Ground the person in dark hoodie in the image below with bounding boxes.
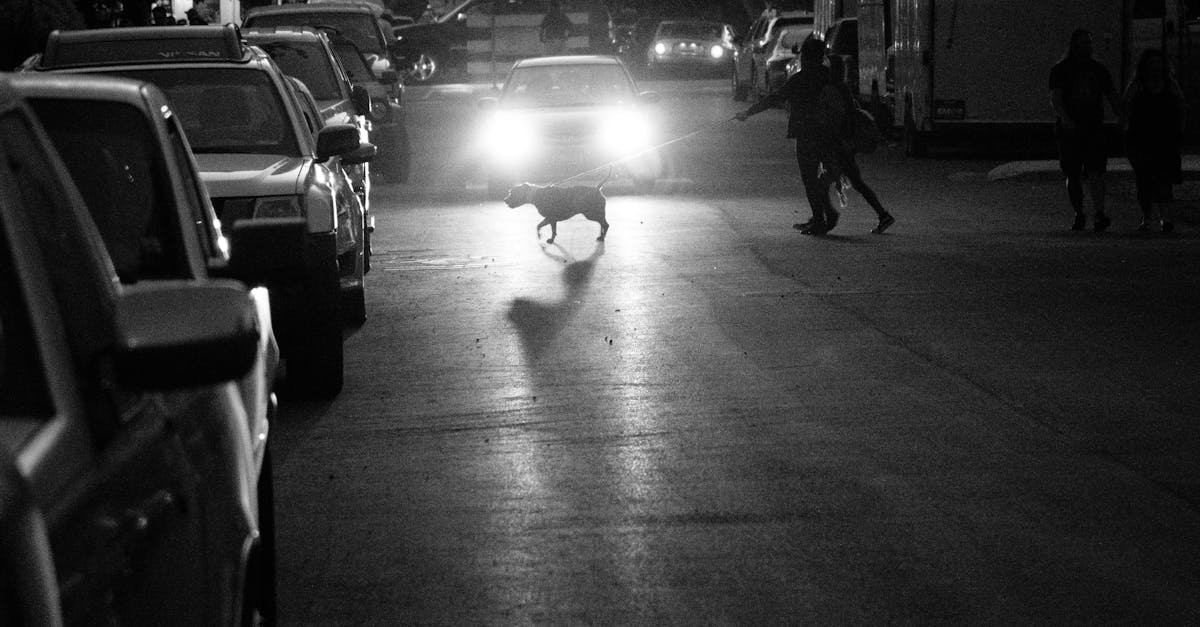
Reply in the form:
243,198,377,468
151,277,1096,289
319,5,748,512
736,36,845,234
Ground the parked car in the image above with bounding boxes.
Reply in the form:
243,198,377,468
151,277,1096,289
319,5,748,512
242,3,411,183
242,27,390,273
644,19,736,76
757,25,813,98
0,71,289,626
731,10,812,101
28,25,376,397
476,55,662,197
822,17,858,100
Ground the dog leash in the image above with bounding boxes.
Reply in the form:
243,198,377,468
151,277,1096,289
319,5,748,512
550,115,738,186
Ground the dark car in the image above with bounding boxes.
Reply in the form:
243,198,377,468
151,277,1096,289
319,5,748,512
0,72,284,626
731,10,812,101
28,25,376,397
645,20,736,76
393,0,615,84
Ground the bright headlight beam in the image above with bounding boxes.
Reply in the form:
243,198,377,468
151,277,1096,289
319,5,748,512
654,42,667,55
710,45,725,59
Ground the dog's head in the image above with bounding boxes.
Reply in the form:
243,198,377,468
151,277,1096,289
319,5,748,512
503,183,536,208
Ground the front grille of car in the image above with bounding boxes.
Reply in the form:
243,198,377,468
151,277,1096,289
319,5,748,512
674,42,702,55
211,197,254,236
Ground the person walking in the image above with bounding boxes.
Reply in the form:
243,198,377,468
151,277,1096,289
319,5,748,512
539,0,572,56
1121,48,1185,233
1049,28,1121,232
824,54,895,234
736,37,845,235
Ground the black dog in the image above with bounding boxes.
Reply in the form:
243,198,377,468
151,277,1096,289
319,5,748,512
503,174,610,244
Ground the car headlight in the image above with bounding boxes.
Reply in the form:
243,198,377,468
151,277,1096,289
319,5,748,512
710,45,725,59
597,109,653,155
252,195,303,219
654,42,667,55
480,112,539,162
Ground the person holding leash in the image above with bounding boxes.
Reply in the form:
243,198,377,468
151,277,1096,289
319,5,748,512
823,54,895,234
736,37,845,235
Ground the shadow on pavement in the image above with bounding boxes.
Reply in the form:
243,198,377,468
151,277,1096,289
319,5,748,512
507,241,605,359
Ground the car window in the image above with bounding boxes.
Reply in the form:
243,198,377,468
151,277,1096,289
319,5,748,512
29,98,185,283
503,63,635,107
255,40,344,101
657,22,721,39
248,13,384,55
104,68,301,156
165,115,224,260
0,197,54,420
331,41,377,83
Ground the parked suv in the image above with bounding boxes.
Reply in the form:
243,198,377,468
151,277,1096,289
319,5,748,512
0,72,277,626
29,25,375,397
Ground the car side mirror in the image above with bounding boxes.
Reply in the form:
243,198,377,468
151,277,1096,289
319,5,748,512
315,123,361,161
114,282,260,389
219,217,309,286
351,85,372,116
340,141,378,166
638,91,661,104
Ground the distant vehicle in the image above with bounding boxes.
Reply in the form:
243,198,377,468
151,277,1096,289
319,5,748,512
0,71,290,626
475,55,662,197
28,25,377,397
645,20,736,76
393,0,616,85
758,25,812,98
731,9,813,102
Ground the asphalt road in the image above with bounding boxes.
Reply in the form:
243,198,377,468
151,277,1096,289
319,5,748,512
270,78,1200,624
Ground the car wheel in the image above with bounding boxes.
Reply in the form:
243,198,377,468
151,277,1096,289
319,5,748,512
405,50,439,83
286,262,344,398
731,65,748,101
241,446,277,627
363,222,372,275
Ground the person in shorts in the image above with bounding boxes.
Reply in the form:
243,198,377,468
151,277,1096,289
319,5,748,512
1049,28,1121,232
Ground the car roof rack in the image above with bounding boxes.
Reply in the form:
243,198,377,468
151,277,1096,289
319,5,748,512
39,24,247,70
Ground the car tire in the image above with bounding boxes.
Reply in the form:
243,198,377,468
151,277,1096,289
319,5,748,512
731,66,748,101
405,50,439,83
286,262,344,399
342,285,366,327
241,445,277,627
363,220,372,275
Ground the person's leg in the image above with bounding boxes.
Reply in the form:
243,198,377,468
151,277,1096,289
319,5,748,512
798,160,833,232
1084,130,1110,231
1157,181,1175,231
840,154,888,218
1132,165,1155,229
1057,127,1086,229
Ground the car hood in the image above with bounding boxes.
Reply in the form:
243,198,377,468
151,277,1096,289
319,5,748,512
194,154,309,199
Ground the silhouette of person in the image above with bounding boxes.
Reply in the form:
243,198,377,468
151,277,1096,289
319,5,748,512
1121,48,1185,233
736,37,845,234
539,0,572,56
821,54,895,234
1049,29,1121,232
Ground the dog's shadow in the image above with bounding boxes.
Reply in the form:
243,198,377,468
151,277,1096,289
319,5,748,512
507,241,605,360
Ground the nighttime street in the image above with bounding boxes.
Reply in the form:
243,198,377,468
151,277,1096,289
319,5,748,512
267,77,1200,623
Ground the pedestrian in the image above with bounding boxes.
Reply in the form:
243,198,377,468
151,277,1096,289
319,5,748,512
735,36,845,234
824,54,895,234
539,0,572,56
1049,28,1121,232
185,7,207,25
1121,48,1185,233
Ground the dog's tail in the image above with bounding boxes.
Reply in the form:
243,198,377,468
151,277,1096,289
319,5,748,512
596,165,613,191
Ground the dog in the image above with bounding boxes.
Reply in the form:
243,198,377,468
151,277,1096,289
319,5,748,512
503,171,610,244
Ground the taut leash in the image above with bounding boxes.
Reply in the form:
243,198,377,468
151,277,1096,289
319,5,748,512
550,116,738,187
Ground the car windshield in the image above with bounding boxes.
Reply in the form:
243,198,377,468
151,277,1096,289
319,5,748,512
658,22,721,39
254,40,343,101
27,98,184,283
502,63,636,108
773,28,811,53
247,13,384,55
104,68,301,156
